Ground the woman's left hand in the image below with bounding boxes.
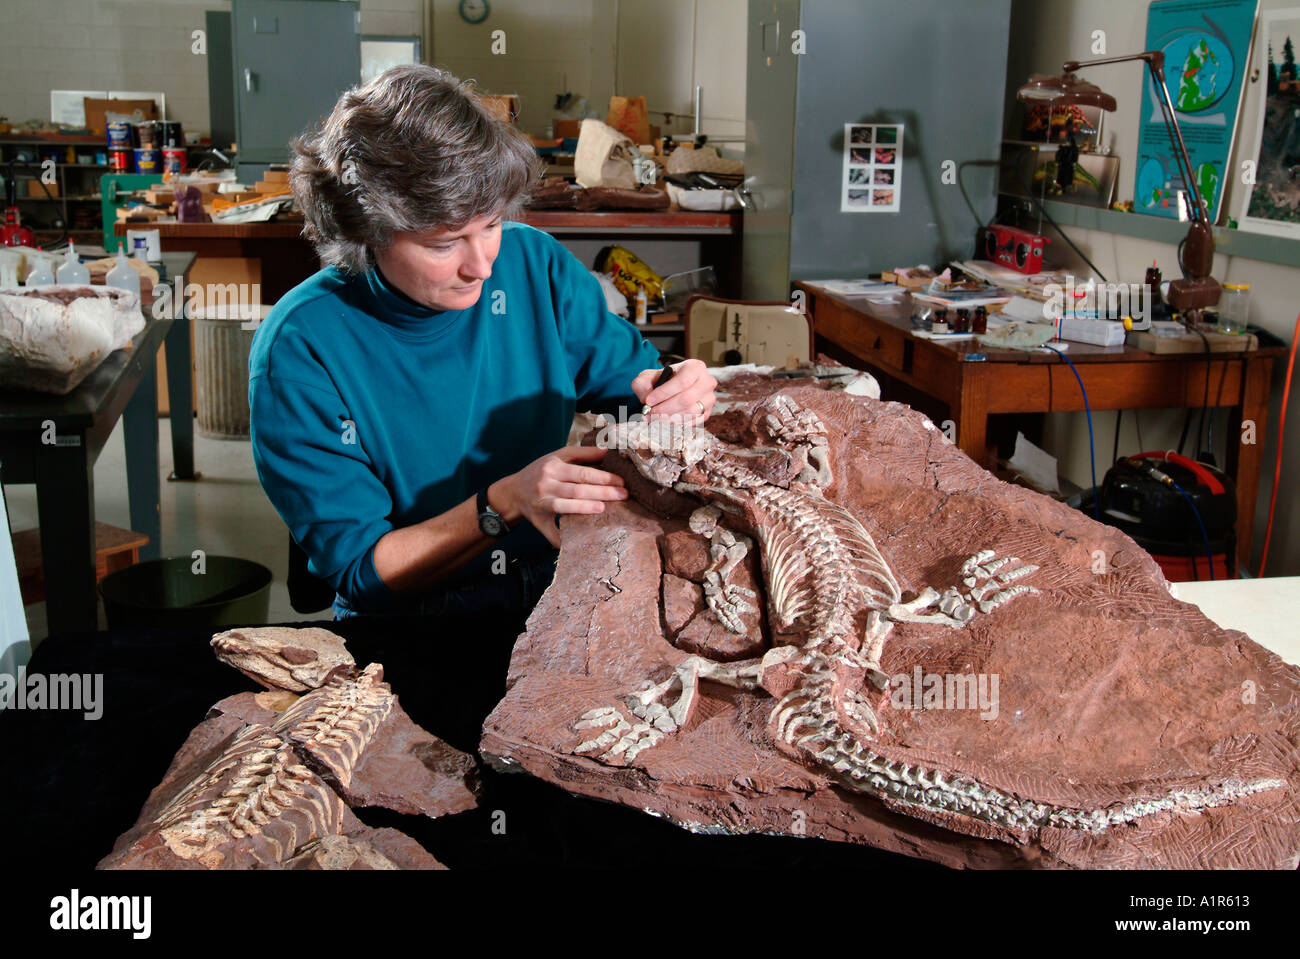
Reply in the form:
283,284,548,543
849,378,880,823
631,359,717,423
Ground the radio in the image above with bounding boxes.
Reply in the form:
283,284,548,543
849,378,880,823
984,225,1050,274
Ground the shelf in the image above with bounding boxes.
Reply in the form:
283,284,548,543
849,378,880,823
1006,195,1300,270
0,135,106,145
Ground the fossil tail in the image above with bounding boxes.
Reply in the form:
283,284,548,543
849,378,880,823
771,675,1284,834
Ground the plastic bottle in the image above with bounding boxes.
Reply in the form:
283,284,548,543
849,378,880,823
106,246,140,296
634,287,648,326
56,242,89,285
25,251,54,286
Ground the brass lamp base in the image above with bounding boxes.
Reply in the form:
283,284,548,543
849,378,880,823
1167,276,1222,314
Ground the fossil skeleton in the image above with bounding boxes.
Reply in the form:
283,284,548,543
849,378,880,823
571,394,1285,835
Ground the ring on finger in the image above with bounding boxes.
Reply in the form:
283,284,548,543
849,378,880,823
695,400,706,414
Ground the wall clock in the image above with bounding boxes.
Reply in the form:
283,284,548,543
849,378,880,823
459,0,489,25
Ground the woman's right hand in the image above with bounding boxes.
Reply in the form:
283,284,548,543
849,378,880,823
492,446,628,547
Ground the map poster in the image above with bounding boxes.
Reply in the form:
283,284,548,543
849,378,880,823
1134,0,1259,223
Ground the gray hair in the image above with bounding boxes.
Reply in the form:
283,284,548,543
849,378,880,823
290,65,540,274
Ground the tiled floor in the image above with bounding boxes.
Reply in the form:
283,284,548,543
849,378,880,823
7,415,332,645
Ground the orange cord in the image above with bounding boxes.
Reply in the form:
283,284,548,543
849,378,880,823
1258,309,1300,576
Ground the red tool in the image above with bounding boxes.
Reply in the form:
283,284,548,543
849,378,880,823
3,162,36,247
984,225,1050,274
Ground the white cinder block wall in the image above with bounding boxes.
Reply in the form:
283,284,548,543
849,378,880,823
0,0,228,134
1006,0,1300,576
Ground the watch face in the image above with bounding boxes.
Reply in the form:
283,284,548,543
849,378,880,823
480,513,505,537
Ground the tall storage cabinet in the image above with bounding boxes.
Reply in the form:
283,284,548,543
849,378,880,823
231,0,362,182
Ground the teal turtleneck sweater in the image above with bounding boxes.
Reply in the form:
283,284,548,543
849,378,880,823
249,222,659,613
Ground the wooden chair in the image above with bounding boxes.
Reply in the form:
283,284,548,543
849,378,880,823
11,522,148,605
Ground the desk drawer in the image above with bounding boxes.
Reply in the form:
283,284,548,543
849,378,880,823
814,298,908,372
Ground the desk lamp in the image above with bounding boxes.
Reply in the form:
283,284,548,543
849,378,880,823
1018,52,1221,320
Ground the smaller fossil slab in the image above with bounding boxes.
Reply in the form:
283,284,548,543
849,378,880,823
212,626,356,692
100,629,478,870
97,715,440,870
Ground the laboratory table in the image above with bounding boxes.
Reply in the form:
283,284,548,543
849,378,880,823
0,253,197,637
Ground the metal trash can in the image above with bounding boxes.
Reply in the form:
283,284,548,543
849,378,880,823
192,304,270,439
99,556,272,630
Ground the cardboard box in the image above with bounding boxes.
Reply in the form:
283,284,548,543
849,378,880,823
479,94,520,124
554,118,581,139
83,97,158,135
26,179,58,197
253,180,290,195
262,170,289,183
607,95,650,144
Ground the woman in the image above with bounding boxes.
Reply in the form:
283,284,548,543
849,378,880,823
249,65,716,621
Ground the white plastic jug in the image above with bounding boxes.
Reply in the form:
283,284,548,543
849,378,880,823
24,252,54,286
56,242,90,285
106,247,140,296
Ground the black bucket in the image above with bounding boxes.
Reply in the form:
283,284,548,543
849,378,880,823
99,556,272,630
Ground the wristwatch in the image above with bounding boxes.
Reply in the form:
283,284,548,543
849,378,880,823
477,488,510,538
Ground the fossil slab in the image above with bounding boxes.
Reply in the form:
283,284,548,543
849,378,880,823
212,625,357,692
482,383,1300,869
100,630,477,870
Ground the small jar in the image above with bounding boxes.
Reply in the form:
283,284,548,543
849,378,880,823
1217,283,1249,334
954,308,970,333
932,308,949,332
972,305,988,334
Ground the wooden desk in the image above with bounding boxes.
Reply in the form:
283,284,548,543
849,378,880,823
113,221,318,303
0,253,197,637
799,283,1286,569
115,208,744,303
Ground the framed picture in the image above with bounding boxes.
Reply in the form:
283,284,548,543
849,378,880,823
1238,8,1300,238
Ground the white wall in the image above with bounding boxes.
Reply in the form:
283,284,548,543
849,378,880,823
614,0,746,144
428,0,746,142
1006,0,1300,576
429,0,608,136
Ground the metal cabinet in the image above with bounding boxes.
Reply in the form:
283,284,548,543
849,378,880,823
231,0,361,180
